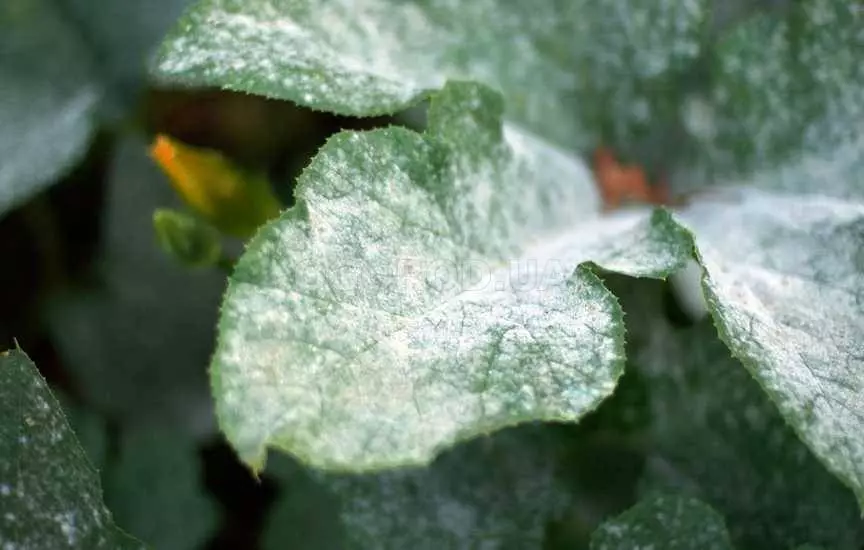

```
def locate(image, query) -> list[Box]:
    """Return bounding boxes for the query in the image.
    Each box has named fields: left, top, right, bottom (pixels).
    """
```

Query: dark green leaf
left=265, top=424, right=574, bottom=549
left=104, top=426, right=218, bottom=550
left=589, top=493, right=733, bottom=550
left=0, top=349, right=144, bottom=549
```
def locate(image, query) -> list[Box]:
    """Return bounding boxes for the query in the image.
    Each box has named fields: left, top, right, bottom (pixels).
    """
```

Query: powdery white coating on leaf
left=628, top=297, right=863, bottom=549
left=0, top=350, right=143, bottom=550
left=692, top=0, right=863, bottom=176
left=677, top=187, right=864, bottom=507
left=590, top=494, right=734, bottom=550
left=154, top=0, right=709, bottom=148
left=213, top=82, right=693, bottom=470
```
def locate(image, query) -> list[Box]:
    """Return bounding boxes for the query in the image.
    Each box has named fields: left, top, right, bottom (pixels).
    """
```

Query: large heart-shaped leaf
left=213, top=82, right=692, bottom=470
left=0, top=349, right=144, bottom=549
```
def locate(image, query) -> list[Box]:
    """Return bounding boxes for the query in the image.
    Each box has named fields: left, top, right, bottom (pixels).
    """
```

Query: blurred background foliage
left=3, top=0, right=856, bottom=549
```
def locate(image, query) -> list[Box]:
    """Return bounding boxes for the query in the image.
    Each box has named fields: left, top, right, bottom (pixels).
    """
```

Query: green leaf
left=264, top=424, right=574, bottom=549
left=608, top=278, right=864, bottom=549
left=675, top=186, right=864, bottom=510
left=0, top=0, right=100, bottom=215
left=589, top=493, right=734, bottom=550
left=154, top=0, right=711, bottom=150
left=104, top=425, right=219, bottom=550
left=212, top=81, right=692, bottom=471
left=691, top=0, right=863, bottom=176
left=0, top=0, right=191, bottom=216
left=0, top=348, right=144, bottom=549
left=153, top=208, right=224, bottom=269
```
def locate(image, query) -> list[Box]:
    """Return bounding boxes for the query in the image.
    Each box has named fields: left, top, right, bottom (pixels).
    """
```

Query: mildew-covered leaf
left=675, top=186, right=864, bottom=510
left=264, top=424, right=573, bottom=549
left=213, top=81, right=693, bottom=471
left=589, top=494, right=733, bottom=550
left=154, top=0, right=710, bottom=150
left=0, top=349, right=144, bottom=549
left=609, top=278, right=864, bottom=549
left=679, top=0, right=863, bottom=185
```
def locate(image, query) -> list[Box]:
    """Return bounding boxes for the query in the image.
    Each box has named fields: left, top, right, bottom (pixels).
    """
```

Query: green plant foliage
left=0, top=0, right=191, bottom=216
left=154, top=0, right=712, bottom=151
left=153, top=208, right=224, bottom=269
left=4, top=0, right=860, bottom=548
left=0, top=349, right=144, bottom=549
left=264, top=424, right=576, bottom=549
left=43, top=136, right=224, bottom=432
left=155, top=0, right=864, bottom=511
left=0, top=0, right=100, bottom=215
left=208, top=81, right=694, bottom=471
left=155, top=0, right=861, bottom=176
left=609, top=278, right=864, bottom=549
left=589, top=493, right=733, bottom=550
left=104, top=426, right=219, bottom=550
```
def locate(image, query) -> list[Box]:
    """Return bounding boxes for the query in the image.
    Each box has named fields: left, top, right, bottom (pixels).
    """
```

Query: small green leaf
left=153, top=208, right=224, bottom=268
left=589, top=494, right=733, bottom=550
left=0, top=349, right=144, bottom=549
left=212, top=81, right=692, bottom=471
left=104, top=426, right=219, bottom=550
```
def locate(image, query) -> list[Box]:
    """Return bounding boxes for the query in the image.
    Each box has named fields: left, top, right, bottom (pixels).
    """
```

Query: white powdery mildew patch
left=158, top=0, right=449, bottom=109
left=213, top=101, right=695, bottom=468
left=705, top=0, right=862, bottom=173
left=678, top=188, right=864, bottom=502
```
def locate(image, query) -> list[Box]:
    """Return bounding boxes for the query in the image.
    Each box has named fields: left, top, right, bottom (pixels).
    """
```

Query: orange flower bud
left=150, top=134, right=282, bottom=239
